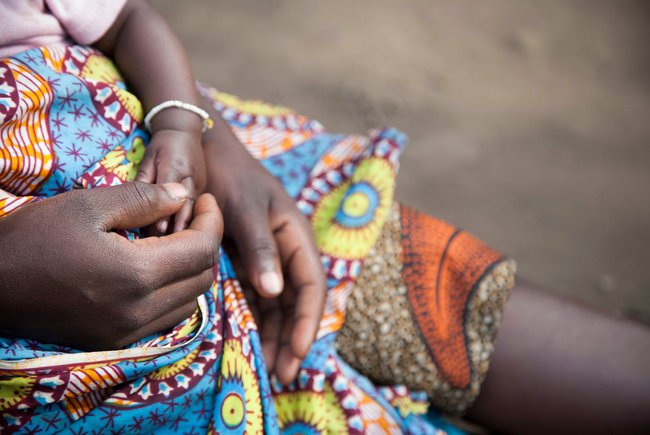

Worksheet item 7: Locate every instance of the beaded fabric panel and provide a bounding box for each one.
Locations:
[336,203,516,414]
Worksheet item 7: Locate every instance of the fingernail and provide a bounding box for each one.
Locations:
[260,271,283,295]
[162,182,189,201]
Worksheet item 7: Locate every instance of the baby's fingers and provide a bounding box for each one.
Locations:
[154,161,188,234]
[134,151,168,233]
[172,178,196,233]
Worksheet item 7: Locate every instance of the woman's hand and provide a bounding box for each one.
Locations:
[202,113,326,385]
[0,182,222,350]
[136,129,207,234]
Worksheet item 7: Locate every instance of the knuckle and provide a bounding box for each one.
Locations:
[119,250,156,295]
[129,262,157,296]
[124,181,158,213]
[250,238,278,257]
[162,157,189,175]
[79,285,102,308]
[288,209,311,229]
[64,190,99,220]
[225,197,267,224]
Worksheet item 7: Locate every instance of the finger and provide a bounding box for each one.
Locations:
[82,181,189,230]
[256,295,284,374]
[129,193,223,290]
[229,200,284,298]
[275,285,302,385]
[154,157,187,233]
[156,217,170,234]
[273,209,326,360]
[172,177,196,233]
[188,194,222,237]
[228,244,284,374]
[135,149,156,183]
[170,200,193,234]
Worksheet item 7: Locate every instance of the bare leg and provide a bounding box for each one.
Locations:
[467,281,650,434]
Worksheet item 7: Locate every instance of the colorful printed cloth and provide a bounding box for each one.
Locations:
[0,45,514,434]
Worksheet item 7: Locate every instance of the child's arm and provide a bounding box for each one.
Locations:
[94,0,206,233]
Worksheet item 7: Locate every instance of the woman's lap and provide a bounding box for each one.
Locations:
[1,46,516,434]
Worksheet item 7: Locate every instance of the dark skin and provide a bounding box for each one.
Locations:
[0,0,325,385]
[95,0,326,384]
[201,106,326,381]
[3,1,648,432]
[85,2,650,431]
[467,281,650,434]
[0,182,222,350]
[94,0,207,234]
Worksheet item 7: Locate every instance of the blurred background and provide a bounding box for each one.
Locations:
[154,0,650,323]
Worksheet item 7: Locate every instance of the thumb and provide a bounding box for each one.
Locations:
[88,181,189,230]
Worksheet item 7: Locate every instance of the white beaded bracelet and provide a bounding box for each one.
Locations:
[144,100,214,133]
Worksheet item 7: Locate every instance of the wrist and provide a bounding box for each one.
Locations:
[150,128,203,156]
[148,106,204,136]
[199,96,246,153]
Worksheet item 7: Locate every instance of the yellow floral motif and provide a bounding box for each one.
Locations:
[219,339,263,433]
[150,348,200,380]
[312,157,395,259]
[210,90,293,117]
[323,384,349,434]
[81,54,143,122]
[98,146,127,170]
[0,376,36,411]
[342,191,370,218]
[80,54,121,84]
[391,396,429,419]
[170,307,202,341]
[273,384,348,434]
[222,392,245,428]
[98,137,146,182]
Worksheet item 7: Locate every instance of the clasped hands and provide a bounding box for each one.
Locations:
[0,118,325,385]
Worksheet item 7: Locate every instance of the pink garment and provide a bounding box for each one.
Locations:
[0,0,127,58]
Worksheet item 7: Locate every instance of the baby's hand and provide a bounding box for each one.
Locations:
[135,129,206,233]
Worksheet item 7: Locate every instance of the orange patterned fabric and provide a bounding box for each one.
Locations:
[400,205,503,389]
[0,57,55,196]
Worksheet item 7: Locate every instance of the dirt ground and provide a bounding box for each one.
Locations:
[154,0,650,323]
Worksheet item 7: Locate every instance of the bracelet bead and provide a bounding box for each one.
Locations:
[144,100,213,133]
